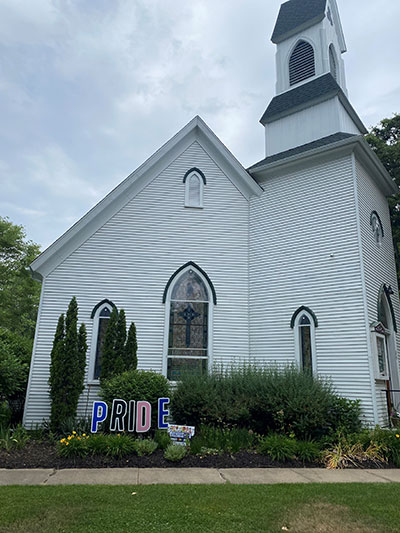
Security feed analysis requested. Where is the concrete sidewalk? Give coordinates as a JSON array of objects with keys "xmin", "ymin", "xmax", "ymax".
[{"xmin": 1, "ymin": 468, "xmax": 400, "ymax": 486}]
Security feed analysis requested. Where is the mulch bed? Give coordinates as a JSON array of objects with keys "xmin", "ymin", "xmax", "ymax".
[{"xmin": 0, "ymin": 441, "xmax": 395, "ymax": 469}]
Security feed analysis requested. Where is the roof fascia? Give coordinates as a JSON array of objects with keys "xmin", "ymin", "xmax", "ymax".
[
  {"xmin": 194, "ymin": 117, "xmax": 263, "ymax": 199},
  {"xmin": 249, "ymin": 136, "xmax": 398, "ymax": 196},
  {"xmin": 31, "ymin": 117, "xmax": 201, "ymax": 278}
]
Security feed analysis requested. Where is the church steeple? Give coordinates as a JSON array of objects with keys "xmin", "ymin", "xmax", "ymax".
[
  {"xmin": 272, "ymin": 0, "xmax": 347, "ymax": 96},
  {"xmin": 261, "ymin": 0, "xmax": 366, "ymax": 157}
]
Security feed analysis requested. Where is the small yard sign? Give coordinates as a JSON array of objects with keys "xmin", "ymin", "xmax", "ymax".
[{"xmin": 168, "ymin": 424, "xmax": 195, "ymax": 446}]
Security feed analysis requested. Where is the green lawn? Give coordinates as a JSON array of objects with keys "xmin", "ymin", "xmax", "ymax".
[{"xmin": 0, "ymin": 484, "xmax": 399, "ymax": 532}]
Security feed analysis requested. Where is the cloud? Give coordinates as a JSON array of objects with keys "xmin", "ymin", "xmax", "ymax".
[{"xmin": 25, "ymin": 144, "xmax": 101, "ymax": 201}]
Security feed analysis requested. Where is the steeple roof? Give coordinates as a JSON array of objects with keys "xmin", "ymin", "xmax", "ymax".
[
  {"xmin": 260, "ymin": 73, "xmax": 367, "ymax": 134},
  {"xmin": 271, "ymin": 0, "xmax": 327, "ymax": 43}
]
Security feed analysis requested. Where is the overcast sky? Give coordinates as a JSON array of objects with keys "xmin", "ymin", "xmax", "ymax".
[{"xmin": 1, "ymin": 0, "xmax": 399, "ymax": 250}]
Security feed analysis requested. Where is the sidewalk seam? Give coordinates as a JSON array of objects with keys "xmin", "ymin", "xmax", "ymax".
[
  {"xmin": 217, "ymin": 470, "xmax": 229, "ymax": 484},
  {"xmin": 41, "ymin": 468, "xmax": 57, "ymax": 485}
]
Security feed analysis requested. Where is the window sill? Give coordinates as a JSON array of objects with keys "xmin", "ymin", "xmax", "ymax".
[
  {"xmin": 87, "ymin": 380, "xmax": 101, "ymax": 387},
  {"xmin": 184, "ymin": 205, "xmax": 204, "ymax": 209}
]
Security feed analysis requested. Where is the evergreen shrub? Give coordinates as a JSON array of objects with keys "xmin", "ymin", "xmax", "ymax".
[
  {"xmin": 171, "ymin": 365, "xmax": 361, "ymax": 440},
  {"xmin": 48, "ymin": 297, "xmax": 87, "ymax": 433},
  {"xmin": 100, "ymin": 369, "xmax": 170, "ymax": 427}
]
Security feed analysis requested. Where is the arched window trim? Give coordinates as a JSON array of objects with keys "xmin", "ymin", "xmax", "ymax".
[
  {"xmin": 288, "ymin": 38, "xmax": 316, "ymax": 87},
  {"xmin": 378, "ymin": 284, "xmax": 397, "ymax": 333},
  {"xmin": 88, "ymin": 300, "xmax": 117, "ymax": 383},
  {"xmin": 184, "ymin": 169, "xmax": 205, "ymax": 208},
  {"xmin": 290, "ymin": 305, "xmax": 318, "ymax": 329},
  {"xmin": 291, "ymin": 307, "xmax": 318, "ymax": 374},
  {"xmin": 162, "ymin": 263, "xmax": 215, "ymax": 380},
  {"xmin": 90, "ymin": 298, "xmax": 117, "ymax": 319},
  {"xmin": 163, "ymin": 262, "xmax": 217, "ymax": 304}
]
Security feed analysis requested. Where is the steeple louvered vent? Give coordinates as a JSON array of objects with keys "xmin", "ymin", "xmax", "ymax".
[{"xmin": 289, "ymin": 41, "xmax": 315, "ymax": 86}]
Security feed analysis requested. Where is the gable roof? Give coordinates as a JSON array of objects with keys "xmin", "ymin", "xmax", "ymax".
[
  {"xmin": 260, "ymin": 73, "xmax": 367, "ymax": 134},
  {"xmin": 271, "ymin": 0, "xmax": 327, "ymax": 44},
  {"xmin": 31, "ymin": 116, "xmax": 263, "ymax": 280}
]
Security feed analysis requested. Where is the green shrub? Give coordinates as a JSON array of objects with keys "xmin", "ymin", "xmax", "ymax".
[
  {"xmin": 58, "ymin": 432, "xmax": 136, "ymax": 458},
  {"xmin": 164, "ymin": 444, "xmax": 187, "ymax": 462},
  {"xmin": 0, "ymin": 424, "xmax": 30, "ymax": 451},
  {"xmin": 154, "ymin": 429, "xmax": 172, "ymax": 450},
  {"xmin": 85, "ymin": 433, "xmax": 109, "ymax": 455},
  {"xmin": 100, "ymin": 369, "xmax": 170, "ymax": 427},
  {"xmin": 58, "ymin": 432, "xmax": 89, "ymax": 457},
  {"xmin": 258, "ymin": 434, "xmax": 296, "ymax": 462},
  {"xmin": 190, "ymin": 425, "xmax": 257, "ymax": 455},
  {"xmin": 0, "ymin": 328, "xmax": 30, "ymax": 421},
  {"xmin": 135, "ymin": 438, "xmax": 158, "ymax": 456},
  {"xmin": 171, "ymin": 365, "xmax": 361, "ymax": 440},
  {"xmin": 364, "ymin": 427, "xmax": 400, "ymax": 467},
  {"xmin": 103, "ymin": 434, "xmax": 136, "ymax": 458},
  {"xmin": 294, "ymin": 440, "xmax": 321, "ymax": 463}
]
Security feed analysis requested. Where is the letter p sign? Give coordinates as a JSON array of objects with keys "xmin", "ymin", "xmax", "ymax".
[{"xmin": 91, "ymin": 401, "xmax": 108, "ymax": 433}]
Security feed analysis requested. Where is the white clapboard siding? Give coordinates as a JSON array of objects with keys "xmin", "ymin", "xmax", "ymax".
[
  {"xmin": 24, "ymin": 141, "xmax": 251, "ymax": 426},
  {"xmin": 249, "ymin": 155, "xmax": 375, "ymax": 422},
  {"xmin": 356, "ymin": 161, "xmax": 400, "ymax": 425}
]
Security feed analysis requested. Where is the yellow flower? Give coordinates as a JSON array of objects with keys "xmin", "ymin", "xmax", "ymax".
[
  {"xmin": 396, "ymin": 434, "xmax": 400, "ymax": 438},
  {"xmin": 72, "ymin": 431, "xmax": 76, "ymax": 435},
  {"xmin": 65, "ymin": 442, "xmax": 69, "ymax": 446},
  {"xmin": 77, "ymin": 437, "xmax": 81, "ymax": 440},
  {"xmin": 82, "ymin": 434, "xmax": 86, "ymax": 437},
  {"xmin": 67, "ymin": 435, "xmax": 72, "ymax": 440}
]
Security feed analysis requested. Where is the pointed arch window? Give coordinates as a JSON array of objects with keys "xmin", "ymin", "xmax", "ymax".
[
  {"xmin": 289, "ymin": 40, "xmax": 315, "ymax": 86},
  {"xmin": 183, "ymin": 168, "xmax": 206, "ymax": 208},
  {"xmin": 164, "ymin": 264, "xmax": 215, "ymax": 380},
  {"xmin": 329, "ymin": 44, "xmax": 338, "ymax": 82},
  {"xmin": 89, "ymin": 300, "xmax": 116, "ymax": 381},
  {"xmin": 291, "ymin": 307, "xmax": 318, "ymax": 373}
]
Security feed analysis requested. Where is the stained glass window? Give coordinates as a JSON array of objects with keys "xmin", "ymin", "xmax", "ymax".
[{"xmin": 167, "ymin": 269, "xmax": 209, "ymax": 380}]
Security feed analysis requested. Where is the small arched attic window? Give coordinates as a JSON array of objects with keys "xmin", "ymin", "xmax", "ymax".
[
  {"xmin": 289, "ymin": 40, "xmax": 316, "ymax": 87},
  {"xmin": 183, "ymin": 168, "xmax": 206, "ymax": 208},
  {"xmin": 329, "ymin": 44, "xmax": 338, "ymax": 82}
]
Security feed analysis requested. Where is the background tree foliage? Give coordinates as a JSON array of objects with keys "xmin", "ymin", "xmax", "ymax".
[
  {"xmin": 0, "ymin": 217, "xmax": 41, "ymax": 338},
  {"xmin": 366, "ymin": 114, "xmax": 400, "ymax": 284}
]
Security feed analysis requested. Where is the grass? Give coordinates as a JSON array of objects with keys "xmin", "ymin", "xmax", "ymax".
[{"xmin": 0, "ymin": 484, "xmax": 399, "ymax": 532}]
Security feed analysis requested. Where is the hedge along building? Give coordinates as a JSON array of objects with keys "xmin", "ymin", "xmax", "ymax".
[{"xmin": 23, "ymin": 0, "xmax": 399, "ymax": 428}]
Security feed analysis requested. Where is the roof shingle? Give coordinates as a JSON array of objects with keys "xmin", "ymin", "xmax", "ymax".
[{"xmin": 271, "ymin": 0, "xmax": 327, "ymax": 43}]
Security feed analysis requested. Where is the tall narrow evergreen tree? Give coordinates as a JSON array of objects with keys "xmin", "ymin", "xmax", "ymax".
[
  {"xmin": 124, "ymin": 322, "xmax": 138, "ymax": 371},
  {"xmin": 48, "ymin": 297, "xmax": 87, "ymax": 432},
  {"xmin": 100, "ymin": 306, "xmax": 119, "ymax": 381},
  {"xmin": 49, "ymin": 314, "xmax": 65, "ymax": 431},
  {"xmin": 114, "ymin": 309, "xmax": 127, "ymax": 375}
]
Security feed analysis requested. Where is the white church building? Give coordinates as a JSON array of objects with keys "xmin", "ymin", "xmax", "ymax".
[{"xmin": 24, "ymin": 0, "xmax": 399, "ymax": 427}]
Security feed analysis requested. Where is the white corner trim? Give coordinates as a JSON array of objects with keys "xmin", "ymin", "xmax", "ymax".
[{"xmin": 352, "ymin": 153, "xmax": 379, "ymax": 424}]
